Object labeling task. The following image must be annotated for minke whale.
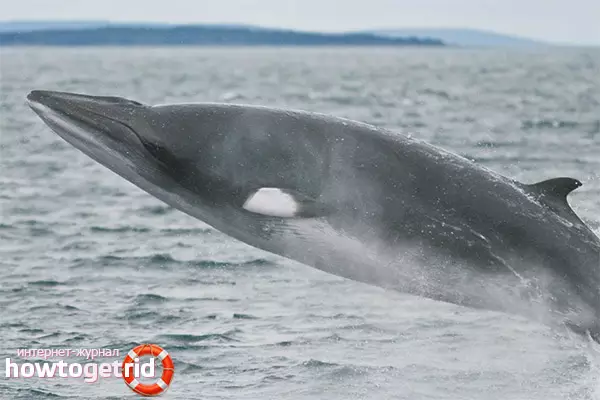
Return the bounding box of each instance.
[27,90,600,341]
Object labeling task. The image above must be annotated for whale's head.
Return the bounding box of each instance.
[26,90,336,232]
[26,90,167,183]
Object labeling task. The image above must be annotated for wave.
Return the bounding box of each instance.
[120,310,162,321]
[18,328,44,334]
[139,204,173,215]
[521,119,600,133]
[13,388,66,399]
[133,293,168,304]
[176,360,204,373]
[421,88,454,100]
[27,280,64,287]
[71,253,178,268]
[188,258,276,269]
[159,227,213,235]
[89,225,151,233]
[301,359,339,368]
[233,313,258,320]
[156,331,241,343]
[68,251,275,270]
[521,119,581,130]
[27,304,81,312]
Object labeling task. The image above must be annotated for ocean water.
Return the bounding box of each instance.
[1,47,599,399]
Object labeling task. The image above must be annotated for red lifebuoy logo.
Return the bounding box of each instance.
[122,344,174,397]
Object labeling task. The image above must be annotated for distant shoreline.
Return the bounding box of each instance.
[0,44,450,48]
[0,25,445,47]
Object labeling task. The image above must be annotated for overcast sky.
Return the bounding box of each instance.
[3,0,599,45]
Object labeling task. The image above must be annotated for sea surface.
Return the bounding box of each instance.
[1,47,599,399]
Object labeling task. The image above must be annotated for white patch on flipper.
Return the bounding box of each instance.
[243,188,300,217]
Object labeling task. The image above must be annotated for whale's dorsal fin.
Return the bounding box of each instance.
[525,177,584,224]
[528,177,582,201]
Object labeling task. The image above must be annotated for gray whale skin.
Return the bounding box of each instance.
[27,90,600,342]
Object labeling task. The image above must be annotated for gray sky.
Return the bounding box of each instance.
[3,0,599,45]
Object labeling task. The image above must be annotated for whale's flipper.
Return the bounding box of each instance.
[243,187,329,218]
[524,177,584,225]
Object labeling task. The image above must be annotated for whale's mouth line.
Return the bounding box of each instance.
[27,94,149,156]
[27,93,235,210]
